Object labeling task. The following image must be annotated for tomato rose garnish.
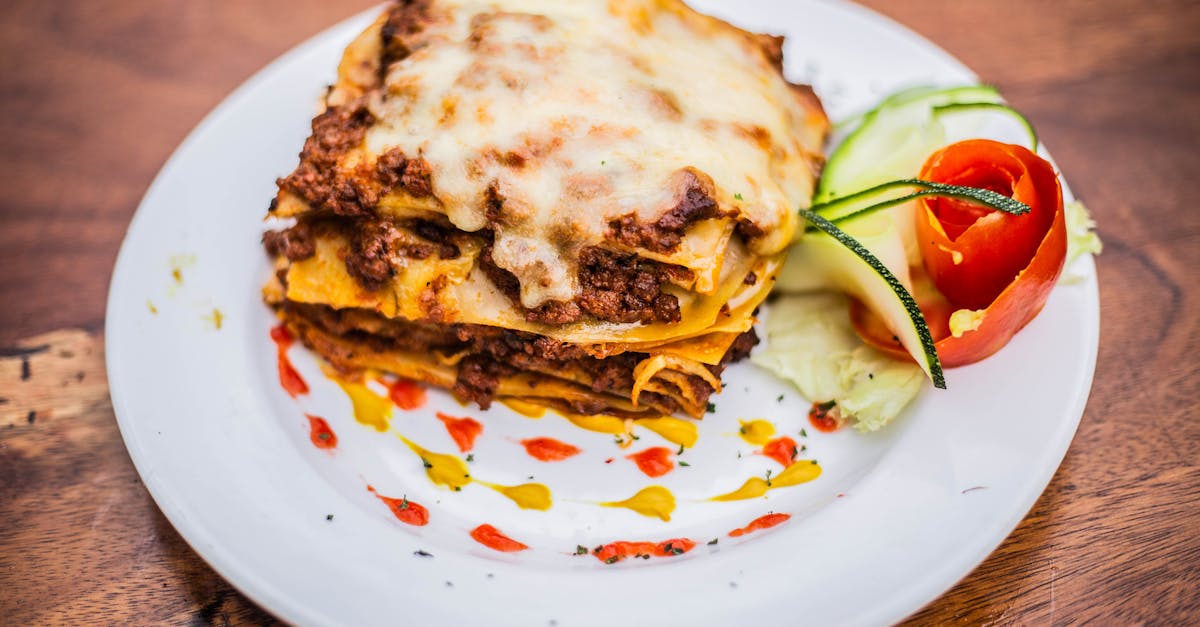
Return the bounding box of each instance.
[852,139,1068,367]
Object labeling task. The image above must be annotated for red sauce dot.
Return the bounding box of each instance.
[626,447,674,477]
[386,378,427,410]
[808,401,843,433]
[437,412,483,453]
[470,524,528,552]
[728,513,791,538]
[368,485,429,526]
[305,414,337,450]
[521,437,582,462]
[759,436,798,467]
[270,324,308,398]
[592,538,695,564]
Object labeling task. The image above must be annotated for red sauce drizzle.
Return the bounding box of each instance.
[626,447,674,477]
[759,436,798,467]
[367,485,429,526]
[808,401,843,433]
[270,324,308,397]
[470,524,529,553]
[305,414,337,450]
[386,378,427,410]
[436,412,483,452]
[729,513,791,537]
[521,437,582,462]
[592,538,695,564]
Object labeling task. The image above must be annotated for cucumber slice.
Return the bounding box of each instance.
[816,85,1004,204]
[798,209,946,389]
[932,102,1038,149]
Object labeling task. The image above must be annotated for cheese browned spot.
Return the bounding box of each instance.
[607,168,725,254]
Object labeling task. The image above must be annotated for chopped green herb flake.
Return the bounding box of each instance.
[776,394,784,402]
[679,461,691,467]
[734,192,744,201]
[421,457,433,469]
[800,428,808,438]
[326,514,334,521]
[706,402,716,413]
[707,538,719,546]
[466,453,474,462]
[576,545,588,555]
[605,556,620,564]
[677,443,685,455]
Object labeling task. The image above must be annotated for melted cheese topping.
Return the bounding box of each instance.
[327,0,825,307]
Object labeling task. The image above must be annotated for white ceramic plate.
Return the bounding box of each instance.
[107,1,1099,625]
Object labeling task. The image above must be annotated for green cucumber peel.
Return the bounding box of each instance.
[833,85,1001,132]
[799,209,947,390]
[808,178,1031,230]
[931,101,1038,149]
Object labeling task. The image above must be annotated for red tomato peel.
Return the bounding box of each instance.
[853,139,1067,368]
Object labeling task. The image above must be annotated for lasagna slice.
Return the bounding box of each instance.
[262,0,828,419]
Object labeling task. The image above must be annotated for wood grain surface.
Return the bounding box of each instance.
[1,0,1197,624]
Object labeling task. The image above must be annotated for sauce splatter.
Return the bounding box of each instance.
[520,437,582,461]
[711,461,822,501]
[738,419,776,445]
[626,447,674,477]
[306,414,337,450]
[591,538,695,564]
[759,436,799,467]
[470,524,529,552]
[386,378,427,410]
[635,416,698,448]
[270,325,308,398]
[601,486,676,521]
[337,379,393,431]
[729,513,791,537]
[204,308,224,330]
[808,401,843,433]
[437,412,483,453]
[367,485,429,526]
[400,436,553,510]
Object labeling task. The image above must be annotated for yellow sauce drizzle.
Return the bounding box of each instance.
[562,412,630,436]
[481,481,553,511]
[400,437,471,490]
[601,486,676,521]
[737,419,776,446]
[712,477,770,502]
[636,416,699,448]
[501,398,547,418]
[337,380,393,432]
[711,460,822,501]
[399,436,553,510]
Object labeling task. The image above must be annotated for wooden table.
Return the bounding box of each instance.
[2,1,1197,623]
